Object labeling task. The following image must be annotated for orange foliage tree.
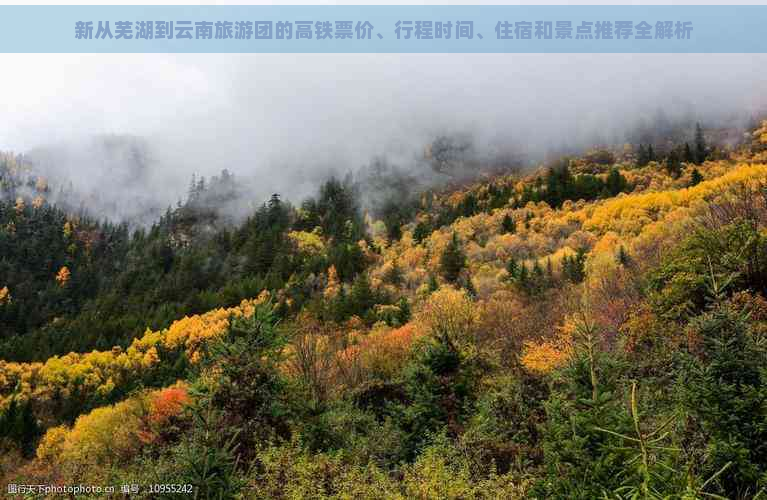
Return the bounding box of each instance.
[55,266,70,287]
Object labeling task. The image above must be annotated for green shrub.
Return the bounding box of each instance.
[677,302,767,498]
[648,221,767,320]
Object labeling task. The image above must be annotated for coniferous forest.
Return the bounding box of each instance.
[1,121,767,499]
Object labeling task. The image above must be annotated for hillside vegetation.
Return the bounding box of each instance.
[1,121,767,498]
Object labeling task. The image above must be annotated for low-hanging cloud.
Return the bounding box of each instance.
[1,52,766,224]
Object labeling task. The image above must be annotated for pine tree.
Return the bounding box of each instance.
[637,144,648,166]
[188,173,198,201]
[665,150,682,179]
[413,220,431,244]
[0,398,40,457]
[349,272,375,318]
[517,263,530,291]
[501,214,516,234]
[531,260,545,294]
[267,193,288,228]
[544,160,574,208]
[606,168,627,197]
[690,168,703,186]
[506,257,519,278]
[684,142,695,164]
[396,296,411,325]
[694,122,707,164]
[331,286,349,322]
[439,232,466,284]
[679,304,767,494]
[616,245,630,266]
[428,274,439,292]
[562,248,587,283]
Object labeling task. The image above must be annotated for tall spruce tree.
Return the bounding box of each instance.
[440,232,466,283]
[690,168,703,186]
[637,144,649,166]
[694,122,707,164]
[501,214,516,234]
[684,142,695,163]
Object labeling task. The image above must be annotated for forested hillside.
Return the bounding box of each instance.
[1,121,767,499]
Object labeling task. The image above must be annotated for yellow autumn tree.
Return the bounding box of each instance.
[416,286,478,349]
[163,294,264,360]
[288,229,325,257]
[0,297,264,424]
[44,394,147,467]
[0,286,10,305]
[36,384,190,471]
[584,163,767,235]
[520,326,574,375]
[35,425,68,463]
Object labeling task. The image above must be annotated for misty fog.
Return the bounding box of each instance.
[1,52,766,224]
